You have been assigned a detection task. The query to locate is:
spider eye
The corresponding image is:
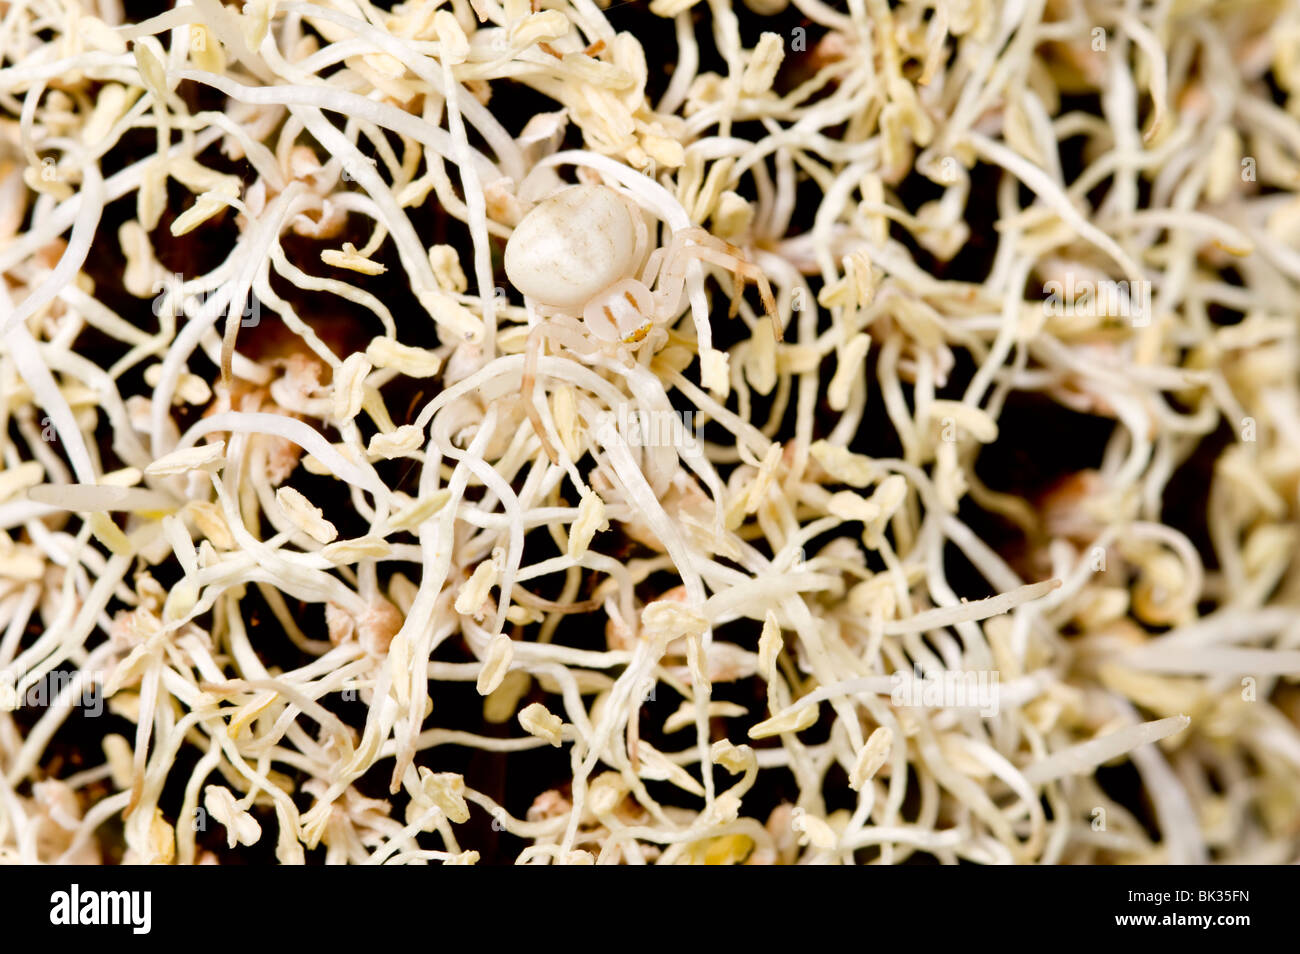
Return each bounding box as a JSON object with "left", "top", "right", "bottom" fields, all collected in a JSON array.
[{"left": 622, "top": 322, "right": 651, "bottom": 344}]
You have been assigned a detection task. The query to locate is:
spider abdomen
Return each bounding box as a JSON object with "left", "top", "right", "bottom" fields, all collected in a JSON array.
[{"left": 504, "top": 184, "right": 638, "bottom": 311}]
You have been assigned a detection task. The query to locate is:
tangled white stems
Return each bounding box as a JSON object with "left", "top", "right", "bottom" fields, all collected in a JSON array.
[{"left": 0, "top": 0, "right": 1298, "bottom": 865}]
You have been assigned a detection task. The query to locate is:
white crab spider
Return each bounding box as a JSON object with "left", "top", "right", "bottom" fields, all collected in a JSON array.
[{"left": 503, "top": 183, "right": 779, "bottom": 459}]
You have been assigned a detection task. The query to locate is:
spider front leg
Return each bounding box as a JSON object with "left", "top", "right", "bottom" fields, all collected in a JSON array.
[
  {"left": 521, "top": 325, "right": 559, "bottom": 465},
  {"left": 651, "top": 227, "right": 783, "bottom": 342},
  {"left": 521, "top": 315, "right": 595, "bottom": 465}
]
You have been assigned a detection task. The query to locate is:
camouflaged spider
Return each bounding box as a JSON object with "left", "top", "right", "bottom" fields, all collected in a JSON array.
[{"left": 503, "top": 183, "right": 779, "bottom": 461}]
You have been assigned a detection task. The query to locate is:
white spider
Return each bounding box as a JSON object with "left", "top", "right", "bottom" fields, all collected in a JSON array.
[{"left": 503, "top": 182, "right": 779, "bottom": 460}]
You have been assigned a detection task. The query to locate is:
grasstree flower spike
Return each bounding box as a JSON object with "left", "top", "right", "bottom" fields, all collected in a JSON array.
[{"left": 0, "top": 0, "right": 1298, "bottom": 866}]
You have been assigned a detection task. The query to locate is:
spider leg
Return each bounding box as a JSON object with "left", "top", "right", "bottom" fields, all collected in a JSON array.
[
  {"left": 642, "top": 246, "right": 669, "bottom": 292},
  {"left": 675, "top": 231, "right": 784, "bottom": 342},
  {"left": 522, "top": 323, "right": 560, "bottom": 465},
  {"left": 645, "top": 229, "right": 697, "bottom": 316},
  {"left": 521, "top": 313, "right": 605, "bottom": 465},
  {"left": 628, "top": 199, "right": 651, "bottom": 273},
  {"left": 546, "top": 312, "right": 602, "bottom": 354}
]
